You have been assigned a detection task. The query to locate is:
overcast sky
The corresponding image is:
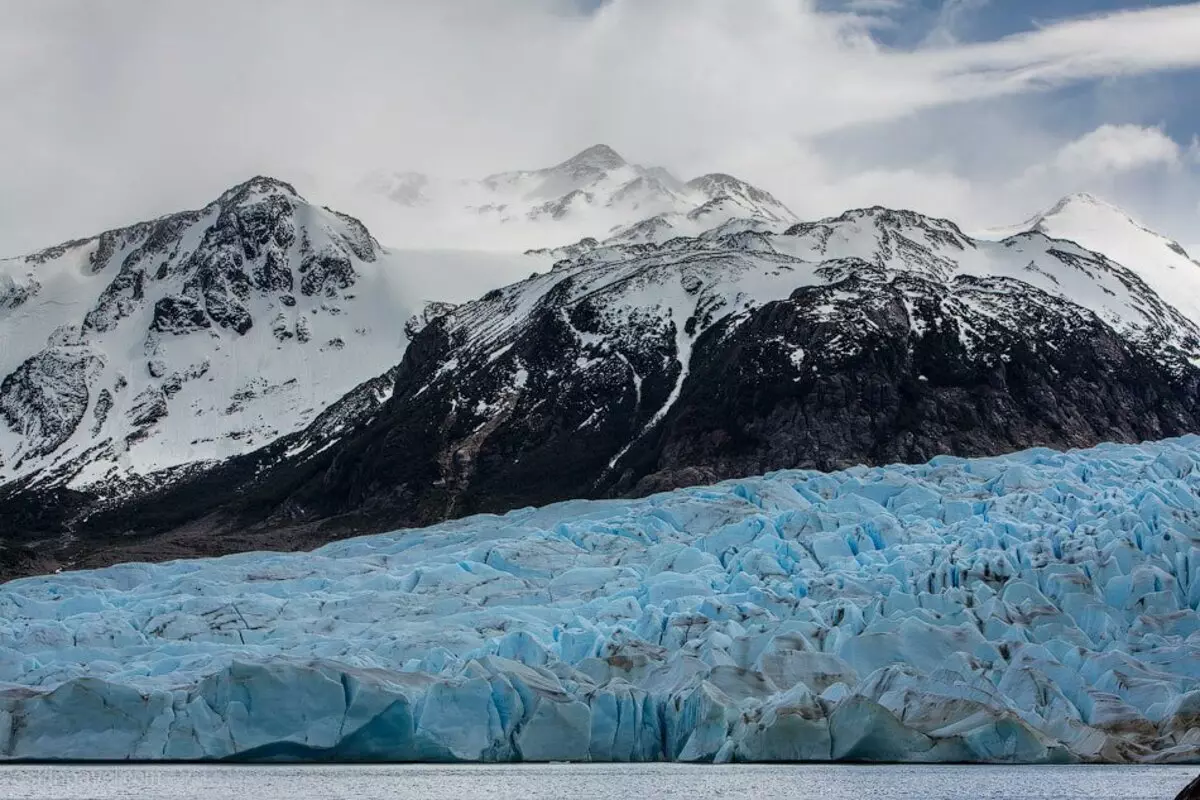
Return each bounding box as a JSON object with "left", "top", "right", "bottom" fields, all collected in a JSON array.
[{"left": 2, "top": 0, "right": 1199, "bottom": 255}]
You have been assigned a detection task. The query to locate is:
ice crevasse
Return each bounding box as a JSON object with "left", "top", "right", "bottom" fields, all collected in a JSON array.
[{"left": 3, "top": 438, "right": 1200, "bottom": 762}]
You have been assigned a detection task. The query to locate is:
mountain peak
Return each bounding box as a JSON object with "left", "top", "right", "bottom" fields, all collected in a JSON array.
[
  {"left": 1022, "top": 190, "right": 1200, "bottom": 326},
  {"left": 1054, "top": 190, "right": 1106, "bottom": 206},
  {"left": 216, "top": 176, "right": 303, "bottom": 207},
  {"left": 685, "top": 173, "right": 796, "bottom": 223},
  {"left": 1017, "top": 192, "right": 1146, "bottom": 245},
  {"left": 552, "top": 144, "right": 627, "bottom": 172},
  {"left": 1041, "top": 191, "right": 1126, "bottom": 219},
  {"left": 687, "top": 172, "right": 746, "bottom": 189},
  {"left": 1030, "top": 193, "right": 1171, "bottom": 241}
]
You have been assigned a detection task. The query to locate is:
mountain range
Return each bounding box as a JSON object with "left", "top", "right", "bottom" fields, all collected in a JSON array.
[
  {"left": 353, "top": 143, "right": 798, "bottom": 249},
  {"left": 2, "top": 146, "right": 1199, "bottom": 580}
]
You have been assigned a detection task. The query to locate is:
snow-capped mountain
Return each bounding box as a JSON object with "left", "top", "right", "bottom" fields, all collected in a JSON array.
[
  {"left": 6, "top": 184, "right": 1200, "bottom": 580},
  {"left": 354, "top": 144, "right": 798, "bottom": 249},
  {"left": 989, "top": 192, "right": 1200, "bottom": 327},
  {"left": 11, "top": 197, "right": 1199, "bottom": 579},
  {"left": 0, "top": 178, "right": 545, "bottom": 496},
  {"left": 256, "top": 204, "right": 1200, "bottom": 519}
]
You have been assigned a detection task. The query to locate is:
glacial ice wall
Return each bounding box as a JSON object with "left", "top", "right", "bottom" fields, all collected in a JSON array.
[{"left": 3, "top": 438, "right": 1200, "bottom": 762}]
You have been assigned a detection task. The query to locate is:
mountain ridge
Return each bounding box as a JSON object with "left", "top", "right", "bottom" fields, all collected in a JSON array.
[
  {"left": 356, "top": 144, "right": 798, "bottom": 248},
  {"left": 5, "top": 189, "right": 1200, "bottom": 579}
]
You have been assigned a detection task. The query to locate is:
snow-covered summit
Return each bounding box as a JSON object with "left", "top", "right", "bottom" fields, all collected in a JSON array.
[
  {"left": 538, "top": 142, "right": 629, "bottom": 176},
  {"left": 0, "top": 176, "right": 392, "bottom": 487},
  {"left": 985, "top": 193, "right": 1200, "bottom": 327},
  {"left": 686, "top": 172, "right": 793, "bottom": 221},
  {"left": 354, "top": 145, "right": 798, "bottom": 249}
]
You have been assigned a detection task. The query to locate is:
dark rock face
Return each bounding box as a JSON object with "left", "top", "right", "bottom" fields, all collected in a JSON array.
[
  {"left": 150, "top": 295, "right": 210, "bottom": 334},
  {"left": 90, "top": 389, "right": 114, "bottom": 437},
  {"left": 298, "top": 251, "right": 355, "bottom": 298},
  {"left": 0, "top": 277, "right": 36, "bottom": 311},
  {"left": 404, "top": 301, "right": 459, "bottom": 340},
  {"left": 1176, "top": 775, "right": 1200, "bottom": 800},
  {"left": 226, "top": 263, "right": 1200, "bottom": 537},
  {"left": 0, "top": 348, "right": 103, "bottom": 463},
  {"left": 125, "top": 388, "right": 168, "bottom": 444}
]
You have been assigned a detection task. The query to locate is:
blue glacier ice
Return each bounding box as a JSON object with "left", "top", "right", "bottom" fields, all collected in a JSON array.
[{"left": 3, "top": 438, "right": 1200, "bottom": 762}]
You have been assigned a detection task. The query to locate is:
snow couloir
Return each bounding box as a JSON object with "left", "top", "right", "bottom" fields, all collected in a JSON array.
[{"left": 3, "top": 437, "right": 1200, "bottom": 762}]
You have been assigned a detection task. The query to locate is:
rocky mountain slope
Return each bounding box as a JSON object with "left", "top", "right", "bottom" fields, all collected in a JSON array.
[
  {"left": 7, "top": 195, "right": 1200, "bottom": 578},
  {"left": 0, "top": 178, "right": 549, "bottom": 576},
  {"left": 0, "top": 177, "right": 423, "bottom": 492},
  {"left": 1, "top": 176, "right": 559, "bottom": 484},
  {"left": 355, "top": 144, "right": 798, "bottom": 249}
]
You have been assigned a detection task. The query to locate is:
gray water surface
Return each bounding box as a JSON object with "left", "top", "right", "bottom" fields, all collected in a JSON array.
[{"left": 0, "top": 763, "right": 1195, "bottom": 800}]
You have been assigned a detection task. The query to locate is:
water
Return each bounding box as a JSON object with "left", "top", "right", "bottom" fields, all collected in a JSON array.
[{"left": 0, "top": 764, "right": 1194, "bottom": 800}]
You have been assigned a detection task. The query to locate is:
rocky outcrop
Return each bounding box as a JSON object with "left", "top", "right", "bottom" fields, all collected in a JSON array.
[
  {"left": 404, "top": 301, "right": 459, "bottom": 340},
  {"left": 0, "top": 348, "right": 104, "bottom": 463}
]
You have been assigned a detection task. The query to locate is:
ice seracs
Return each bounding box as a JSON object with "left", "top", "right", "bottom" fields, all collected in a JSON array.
[{"left": 2, "top": 436, "right": 1200, "bottom": 762}]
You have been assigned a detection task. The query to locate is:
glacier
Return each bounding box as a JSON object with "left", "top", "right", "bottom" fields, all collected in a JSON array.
[{"left": 3, "top": 437, "right": 1200, "bottom": 763}]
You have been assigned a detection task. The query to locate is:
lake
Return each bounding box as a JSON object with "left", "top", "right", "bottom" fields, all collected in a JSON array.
[{"left": 0, "top": 764, "right": 1195, "bottom": 800}]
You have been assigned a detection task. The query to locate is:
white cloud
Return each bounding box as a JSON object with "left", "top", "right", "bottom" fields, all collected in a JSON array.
[
  {"left": 0, "top": 0, "right": 1198, "bottom": 254},
  {"left": 928, "top": 5, "right": 1200, "bottom": 92},
  {"left": 921, "top": 0, "right": 989, "bottom": 46},
  {"left": 1005, "top": 123, "right": 1188, "bottom": 205},
  {"left": 1050, "top": 124, "right": 1182, "bottom": 176}
]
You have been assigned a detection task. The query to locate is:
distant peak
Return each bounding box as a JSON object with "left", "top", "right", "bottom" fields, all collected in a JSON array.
[
  {"left": 686, "top": 173, "right": 789, "bottom": 210},
  {"left": 217, "top": 176, "right": 303, "bottom": 206},
  {"left": 1060, "top": 191, "right": 1104, "bottom": 204},
  {"left": 1024, "top": 192, "right": 1146, "bottom": 240},
  {"left": 688, "top": 172, "right": 746, "bottom": 188},
  {"left": 1030, "top": 192, "right": 1198, "bottom": 265},
  {"left": 1046, "top": 192, "right": 1118, "bottom": 213},
  {"left": 553, "top": 144, "right": 627, "bottom": 172}
]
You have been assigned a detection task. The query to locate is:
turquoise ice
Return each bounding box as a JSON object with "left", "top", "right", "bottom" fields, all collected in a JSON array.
[{"left": 3, "top": 437, "right": 1200, "bottom": 762}]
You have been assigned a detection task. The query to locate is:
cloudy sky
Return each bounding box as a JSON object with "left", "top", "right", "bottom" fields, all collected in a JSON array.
[{"left": 3, "top": 0, "right": 1199, "bottom": 254}]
